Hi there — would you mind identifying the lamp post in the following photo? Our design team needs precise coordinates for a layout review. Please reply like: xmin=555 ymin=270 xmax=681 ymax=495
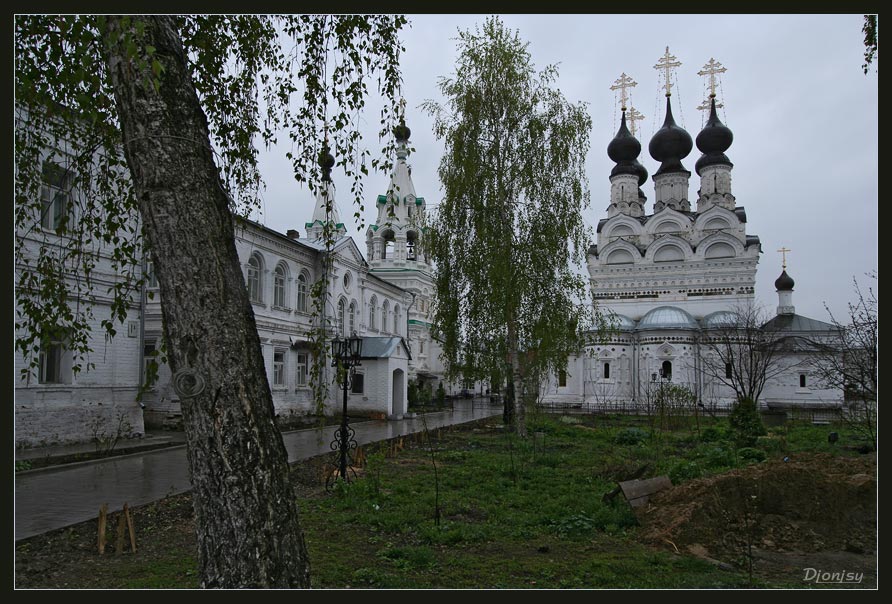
xmin=330 ymin=332 xmax=363 ymax=483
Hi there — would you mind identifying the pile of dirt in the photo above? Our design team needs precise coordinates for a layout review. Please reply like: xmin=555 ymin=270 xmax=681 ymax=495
xmin=637 ymin=453 xmax=876 ymax=573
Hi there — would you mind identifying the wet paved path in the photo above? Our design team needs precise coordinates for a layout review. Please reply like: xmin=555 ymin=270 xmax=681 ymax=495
xmin=15 ymin=402 xmax=501 ymax=541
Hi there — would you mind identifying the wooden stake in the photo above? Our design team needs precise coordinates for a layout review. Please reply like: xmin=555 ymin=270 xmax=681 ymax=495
xmin=98 ymin=503 xmax=108 ymax=555
xmin=115 ymin=510 xmax=126 ymax=554
xmin=125 ymin=503 xmax=137 ymax=553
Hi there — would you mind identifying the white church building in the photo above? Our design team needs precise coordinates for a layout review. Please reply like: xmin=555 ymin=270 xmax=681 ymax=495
xmin=539 ymin=56 xmax=843 ymax=414
xmin=15 ymin=116 xmax=445 ymax=447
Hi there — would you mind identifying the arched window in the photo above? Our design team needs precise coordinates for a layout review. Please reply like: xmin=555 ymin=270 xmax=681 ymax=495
xmin=338 ymin=298 xmax=347 ymax=337
xmin=382 ymin=300 xmax=389 ymax=333
xmin=654 ymin=245 xmax=684 ymax=263
xmin=394 ymin=305 xmax=401 ymax=336
xmin=705 ymin=242 xmax=735 ymax=259
xmin=606 ymin=249 xmax=635 ymax=265
xmin=296 ymin=272 xmax=309 ymax=313
xmin=247 ymin=253 xmax=264 ymax=303
xmin=274 ymin=262 xmax=288 ymax=308
xmin=349 ymin=301 xmax=356 ymax=335
xmin=369 ymin=296 xmax=377 ymax=330
xmin=661 ymin=360 xmax=673 ymax=381
xmin=603 ymin=362 xmax=610 ymax=380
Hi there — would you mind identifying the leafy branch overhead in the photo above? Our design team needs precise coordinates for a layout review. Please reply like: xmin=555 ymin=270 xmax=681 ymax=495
xmin=15 ymin=15 xmax=406 ymax=381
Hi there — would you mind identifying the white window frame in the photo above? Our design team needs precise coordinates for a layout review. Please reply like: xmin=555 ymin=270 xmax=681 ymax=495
xmin=39 ymin=341 xmax=64 ymax=384
xmin=273 ymin=349 xmax=287 ymax=387
xmin=40 ymin=161 xmax=71 ymax=232
xmin=274 ymin=264 xmax=288 ymax=308
xmin=296 ymin=272 xmax=309 ymax=313
xmin=247 ymin=254 xmax=263 ymax=304
xmin=296 ymin=353 xmax=308 ymax=387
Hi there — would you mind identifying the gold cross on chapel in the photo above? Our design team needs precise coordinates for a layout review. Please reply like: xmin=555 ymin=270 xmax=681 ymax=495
xmin=697 ymin=57 xmax=727 ymax=99
xmin=777 ymin=247 xmax=791 ymax=269
xmin=697 ymin=97 xmax=724 ymax=116
xmin=654 ymin=46 xmax=682 ymax=97
xmin=610 ymin=72 xmax=638 ymax=111
xmin=627 ymin=106 xmax=644 ymax=137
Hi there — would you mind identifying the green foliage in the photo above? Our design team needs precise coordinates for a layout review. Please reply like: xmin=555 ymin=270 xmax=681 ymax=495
xmin=614 ymin=427 xmax=649 ymax=445
xmin=668 ymin=460 xmax=703 ymax=484
xmin=15 ymin=15 xmax=406 ymax=407
xmin=699 ymin=426 xmax=727 ymax=443
xmin=728 ymin=397 xmax=767 ymax=447
xmin=736 ymin=447 xmax=767 ymax=464
xmin=422 ymin=16 xmax=603 ymax=432
xmin=15 ymin=460 xmax=32 ymax=472
xmin=863 ymin=15 xmax=878 ymax=74
xmin=436 ymin=382 xmax=446 ymax=407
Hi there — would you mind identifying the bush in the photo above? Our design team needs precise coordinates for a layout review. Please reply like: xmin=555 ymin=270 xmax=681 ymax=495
xmin=729 ymin=397 xmax=766 ymax=447
xmin=668 ymin=460 xmax=703 ymax=484
xmin=699 ymin=426 xmax=727 ymax=443
xmin=736 ymin=447 xmax=767 ymax=464
xmin=436 ymin=383 xmax=446 ymax=407
xmin=614 ymin=427 xmax=649 ymax=445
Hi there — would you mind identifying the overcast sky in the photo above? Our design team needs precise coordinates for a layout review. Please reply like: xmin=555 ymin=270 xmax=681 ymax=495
xmin=255 ymin=13 xmax=878 ymax=323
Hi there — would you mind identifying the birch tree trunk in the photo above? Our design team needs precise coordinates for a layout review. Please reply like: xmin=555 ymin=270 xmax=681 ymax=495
xmin=103 ymin=15 xmax=310 ymax=587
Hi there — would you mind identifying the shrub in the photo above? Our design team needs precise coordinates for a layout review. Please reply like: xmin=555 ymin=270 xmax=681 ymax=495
xmin=736 ymin=447 xmax=767 ymax=464
xmin=728 ymin=397 xmax=766 ymax=447
xmin=699 ymin=426 xmax=727 ymax=443
xmin=668 ymin=460 xmax=702 ymax=484
xmin=614 ymin=427 xmax=649 ymax=445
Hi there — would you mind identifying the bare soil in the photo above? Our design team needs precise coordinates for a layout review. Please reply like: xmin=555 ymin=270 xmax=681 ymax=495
xmin=636 ymin=453 xmax=877 ymax=587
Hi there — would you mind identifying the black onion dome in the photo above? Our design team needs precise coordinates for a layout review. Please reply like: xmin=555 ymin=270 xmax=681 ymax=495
xmin=695 ymin=97 xmax=734 ymax=175
xmin=609 ymin=111 xmax=643 ymax=179
xmin=649 ymin=96 xmax=693 ymax=176
xmin=319 ymin=145 xmax=335 ymax=181
xmin=608 ymin=112 xmax=640 ymax=163
xmin=775 ymin=270 xmax=795 ymax=291
xmin=393 ymin=118 xmax=411 ymax=142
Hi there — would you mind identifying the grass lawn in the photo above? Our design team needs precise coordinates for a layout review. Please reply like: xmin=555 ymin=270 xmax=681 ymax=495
xmin=14 ymin=411 xmax=875 ymax=589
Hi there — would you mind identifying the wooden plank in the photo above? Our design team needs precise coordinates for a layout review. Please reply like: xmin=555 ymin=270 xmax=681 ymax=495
xmin=125 ymin=503 xmax=137 ymax=553
xmin=115 ymin=510 xmax=126 ymax=554
xmin=97 ymin=503 xmax=108 ymax=555
xmin=620 ymin=476 xmax=673 ymax=508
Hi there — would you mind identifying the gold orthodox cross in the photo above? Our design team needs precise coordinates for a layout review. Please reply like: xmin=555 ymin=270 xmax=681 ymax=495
xmin=777 ymin=247 xmax=791 ymax=269
xmin=627 ymin=106 xmax=644 ymax=137
xmin=697 ymin=57 xmax=727 ymax=99
xmin=654 ymin=46 xmax=682 ymax=97
xmin=610 ymin=72 xmax=637 ymax=111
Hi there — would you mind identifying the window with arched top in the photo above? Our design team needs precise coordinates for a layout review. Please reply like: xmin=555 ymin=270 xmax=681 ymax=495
xmin=606 ymin=249 xmax=635 ymax=265
xmin=382 ymin=300 xmax=389 ymax=333
xmin=296 ymin=272 xmax=309 ymax=313
xmin=369 ymin=296 xmax=378 ymax=330
xmin=610 ymin=224 xmax=634 ymax=237
xmin=274 ymin=262 xmax=288 ymax=308
xmin=247 ymin=253 xmax=264 ymax=303
xmin=704 ymin=217 xmax=730 ymax=230
xmin=337 ymin=298 xmax=347 ymax=337
xmin=654 ymin=245 xmax=684 ymax=263
xmin=654 ymin=221 xmax=682 ymax=234
xmin=704 ymin=242 xmax=735 ymax=259
xmin=349 ymin=301 xmax=356 ymax=335
xmin=394 ymin=305 xmax=401 ymax=336
xmin=661 ymin=360 xmax=673 ymax=381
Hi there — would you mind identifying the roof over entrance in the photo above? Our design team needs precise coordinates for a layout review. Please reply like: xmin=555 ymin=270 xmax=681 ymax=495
xmin=360 ymin=336 xmax=412 ymax=360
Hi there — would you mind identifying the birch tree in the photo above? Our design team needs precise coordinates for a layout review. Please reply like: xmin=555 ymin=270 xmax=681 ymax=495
xmin=423 ymin=16 xmax=600 ymax=437
xmin=15 ymin=14 xmax=405 ymax=588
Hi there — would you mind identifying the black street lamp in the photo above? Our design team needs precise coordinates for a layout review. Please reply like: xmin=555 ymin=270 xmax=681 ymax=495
xmin=330 ymin=332 xmax=363 ymax=484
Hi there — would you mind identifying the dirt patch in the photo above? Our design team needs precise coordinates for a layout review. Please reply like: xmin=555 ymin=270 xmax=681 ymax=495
xmin=637 ymin=453 xmax=877 ymax=586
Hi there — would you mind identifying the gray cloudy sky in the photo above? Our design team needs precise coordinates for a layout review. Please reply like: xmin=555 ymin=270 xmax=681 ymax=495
xmin=255 ymin=13 xmax=878 ymax=323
